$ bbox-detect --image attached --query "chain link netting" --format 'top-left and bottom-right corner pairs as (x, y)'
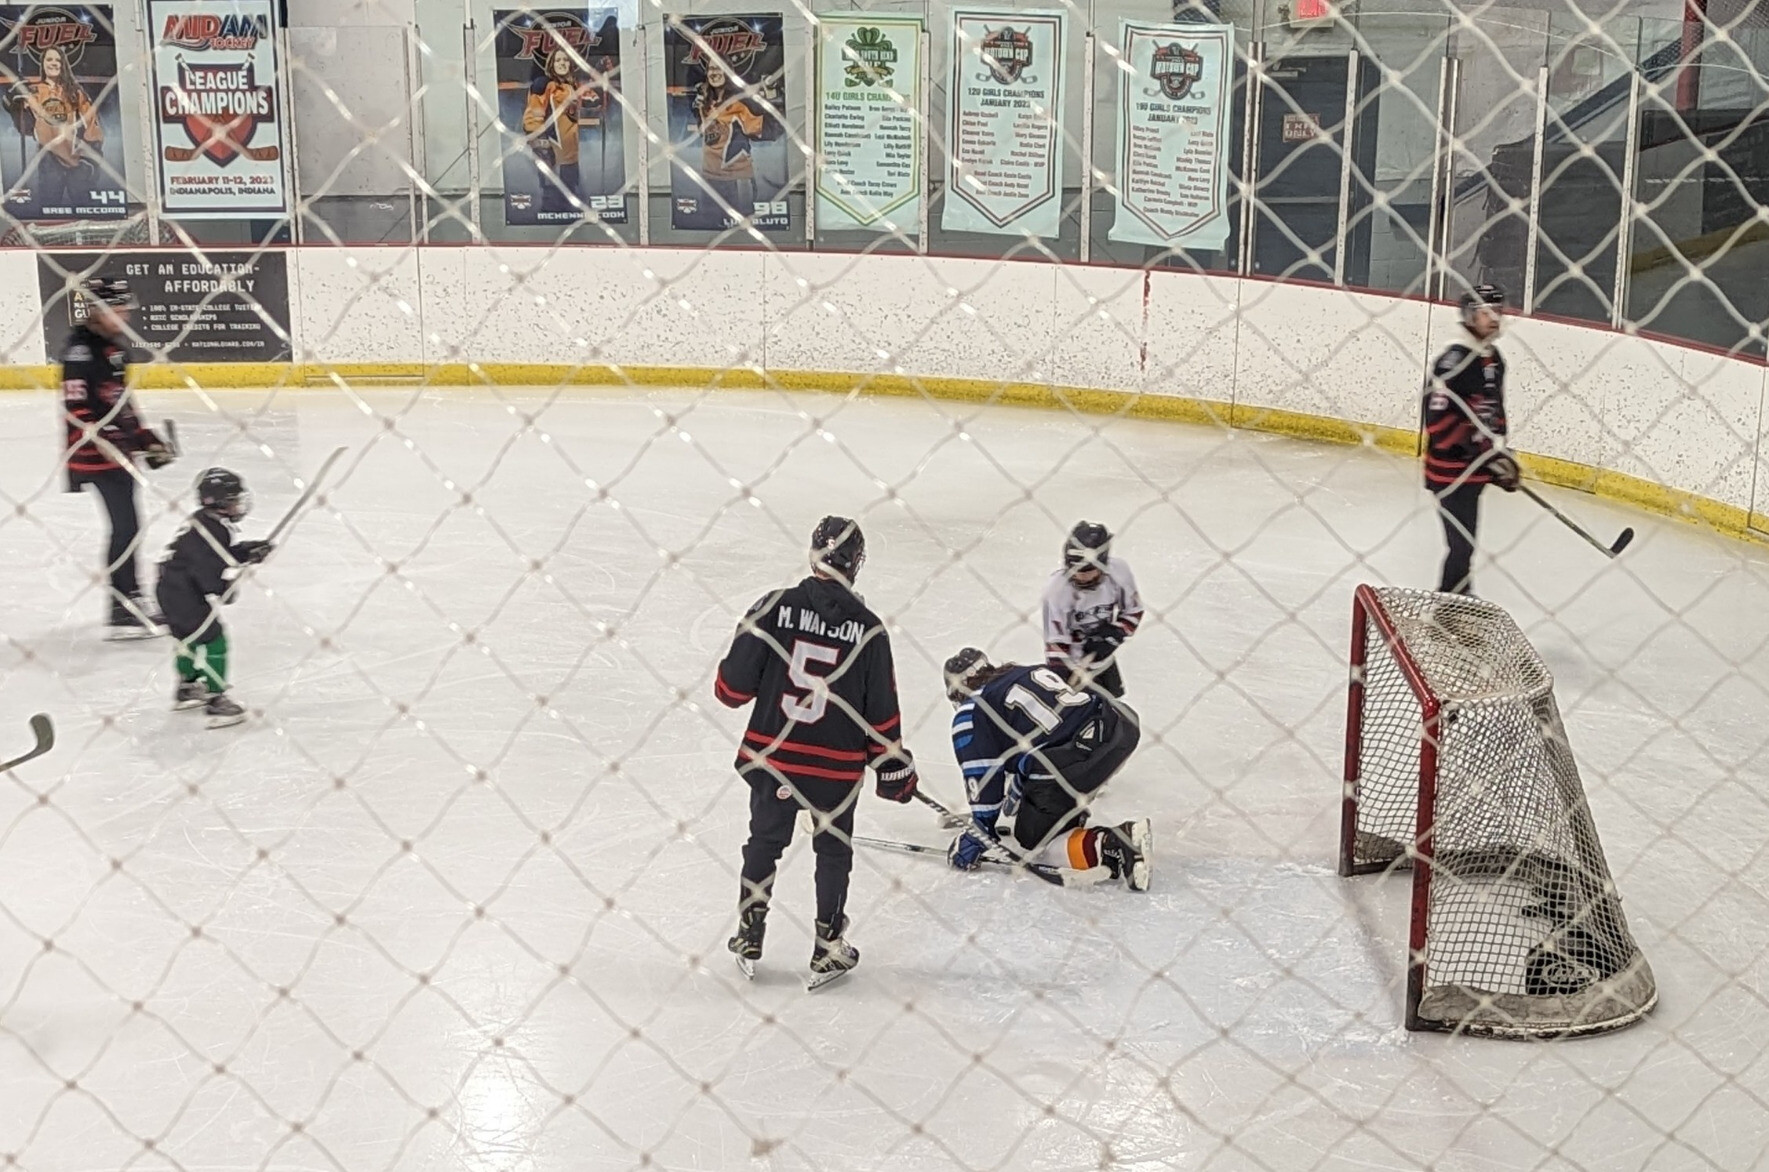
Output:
(3, 0), (1769, 1166)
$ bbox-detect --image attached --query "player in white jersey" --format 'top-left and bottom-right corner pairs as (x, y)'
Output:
(1042, 522), (1143, 699)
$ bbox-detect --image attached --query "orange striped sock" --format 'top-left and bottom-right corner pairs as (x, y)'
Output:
(1066, 828), (1100, 870)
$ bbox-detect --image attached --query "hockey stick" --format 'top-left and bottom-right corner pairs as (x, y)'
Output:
(916, 788), (970, 830)
(263, 446), (347, 545)
(163, 418), (179, 459)
(1518, 483), (1635, 558)
(852, 835), (1106, 887)
(2, 713), (54, 772)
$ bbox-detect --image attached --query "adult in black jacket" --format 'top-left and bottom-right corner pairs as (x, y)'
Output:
(1423, 284), (1520, 595)
(60, 277), (174, 637)
(156, 468), (273, 728)
(715, 515), (918, 987)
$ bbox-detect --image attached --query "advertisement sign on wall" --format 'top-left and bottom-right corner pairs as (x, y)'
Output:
(494, 8), (625, 226)
(663, 13), (789, 232)
(0, 5), (127, 222)
(942, 8), (1066, 239)
(814, 15), (921, 235)
(147, 0), (288, 218)
(38, 248), (291, 360)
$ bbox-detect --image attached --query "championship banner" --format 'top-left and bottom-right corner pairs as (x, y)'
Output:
(494, 8), (624, 226)
(147, 0), (287, 219)
(37, 249), (291, 361)
(0, 5), (126, 222)
(814, 15), (921, 234)
(943, 8), (1065, 239)
(1109, 20), (1234, 251)
(663, 13), (788, 232)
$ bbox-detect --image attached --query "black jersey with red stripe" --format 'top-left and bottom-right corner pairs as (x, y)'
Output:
(60, 323), (158, 479)
(714, 575), (908, 786)
(1422, 341), (1507, 489)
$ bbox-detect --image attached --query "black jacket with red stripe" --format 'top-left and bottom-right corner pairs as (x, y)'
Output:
(714, 575), (909, 786)
(60, 323), (159, 482)
(1422, 339), (1507, 490)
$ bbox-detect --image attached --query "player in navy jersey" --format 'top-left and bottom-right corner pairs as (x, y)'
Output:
(714, 516), (918, 987)
(941, 648), (1150, 890)
(1424, 284), (1520, 595)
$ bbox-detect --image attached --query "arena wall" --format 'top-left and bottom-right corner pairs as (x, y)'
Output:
(1, 245), (1763, 538)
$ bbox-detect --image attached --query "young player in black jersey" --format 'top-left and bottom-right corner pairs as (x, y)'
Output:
(59, 277), (176, 638)
(156, 468), (273, 728)
(1424, 285), (1521, 595)
(715, 516), (919, 989)
(943, 648), (1150, 889)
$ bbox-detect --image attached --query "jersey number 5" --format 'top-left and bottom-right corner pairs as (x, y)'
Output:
(780, 640), (840, 725)
(1005, 668), (1089, 732)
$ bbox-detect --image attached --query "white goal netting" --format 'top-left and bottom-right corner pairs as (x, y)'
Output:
(3, 0), (1769, 1167)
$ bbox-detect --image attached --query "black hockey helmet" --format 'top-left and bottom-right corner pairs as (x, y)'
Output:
(809, 515), (865, 583)
(1459, 284), (1504, 329)
(83, 276), (138, 310)
(197, 467), (251, 519)
(1063, 521), (1112, 577)
(943, 646), (993, 704)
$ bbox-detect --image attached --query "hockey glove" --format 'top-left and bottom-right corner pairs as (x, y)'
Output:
(142, 441), (175, 470)
(1488, 452), (1521, 492)
(234, 539), (275, 565)
(874, 754), (919, 803)
(948, 829), (991, 871)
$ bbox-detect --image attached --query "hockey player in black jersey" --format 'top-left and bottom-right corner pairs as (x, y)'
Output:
(943, 648), (1150, 890)
(715, 516), (919, 988)
(155, 468), (273, 729)
(1424, 284), (1520, 595)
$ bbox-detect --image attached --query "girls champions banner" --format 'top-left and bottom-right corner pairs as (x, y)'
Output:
(1109, 21), (1234, 251)
(943, 8), (1065, 239)
(814, 15), (922, 234)
(147, 0), (287, 218)
(493, 8), (625, 226)
(663, 13), (788, 232)
(0, 4), (127, 222)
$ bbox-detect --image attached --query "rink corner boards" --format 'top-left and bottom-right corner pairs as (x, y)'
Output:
(3, 358), (1764, 546)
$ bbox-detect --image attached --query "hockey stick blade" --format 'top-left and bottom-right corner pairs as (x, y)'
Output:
(2, 713), (54, 772)
(853, 834), (1108, 888)
(1518, 483), (1629, 560)
(164, 418), (179, 458)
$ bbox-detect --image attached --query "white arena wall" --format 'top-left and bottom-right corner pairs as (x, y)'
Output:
(2, 245), (1764, 537)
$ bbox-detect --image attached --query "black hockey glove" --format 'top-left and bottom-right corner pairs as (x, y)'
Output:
(234, 539), (275, 565)
(874, 752), (918, 803)
(1082, 628), (1126, 661)
(142, 440), (175, 470)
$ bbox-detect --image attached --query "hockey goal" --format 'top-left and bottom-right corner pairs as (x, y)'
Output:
(1342, 585), (1657, 1038)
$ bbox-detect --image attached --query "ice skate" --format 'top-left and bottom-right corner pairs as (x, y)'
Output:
(1099, 819), (1152, 892)
(105, 601), (163, 642)
(728, 905), (767, 980)
(806, 915), (859, 992)
(173, 680), (207, 711)
(204, 692), (246, 729)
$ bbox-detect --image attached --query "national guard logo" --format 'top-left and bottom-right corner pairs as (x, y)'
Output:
(1150, 41), (1203, 101)
(842, 26), (896, 88)
(683, 17), (765, 77)
(1, 8), (97, 68)
(978, 26), (1033, 85)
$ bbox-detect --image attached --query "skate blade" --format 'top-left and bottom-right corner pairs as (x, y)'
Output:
(174, 697), (208, 712)
(735, 954), (756, 981)
(206, 712), (247, 730)
(804, 967), (852, 993)
(105, 627), (162, 642)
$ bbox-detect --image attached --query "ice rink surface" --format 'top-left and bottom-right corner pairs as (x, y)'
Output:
(2, 384), (1767, 1170)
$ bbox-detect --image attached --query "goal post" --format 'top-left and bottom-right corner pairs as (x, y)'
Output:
(1343, 584), (1658, 1038)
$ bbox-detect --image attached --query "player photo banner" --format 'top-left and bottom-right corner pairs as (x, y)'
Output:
(147, 0), (286, 218)
(664, 13), (789, 232)
(943, 8), (1065, 239)
(494, 8), (625, 226)
(1109, 21), (1234, 251)
(0, 5), (127, 222)
(814, 15), (922, 234)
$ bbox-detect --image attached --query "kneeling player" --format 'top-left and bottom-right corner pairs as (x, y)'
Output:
(155, 468), (273, 728)
(942, 648), (1150, 890)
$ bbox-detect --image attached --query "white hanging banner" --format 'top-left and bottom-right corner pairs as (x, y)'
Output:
(1109, 20), (1234, 251)
(815, 15), (924, 233)
(942, 7), (1065, 239)
(147, 0), (289, 219)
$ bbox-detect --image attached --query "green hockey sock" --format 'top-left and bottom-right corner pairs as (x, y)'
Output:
(176, 648), (197, 681)
(197, 634), (229, 693)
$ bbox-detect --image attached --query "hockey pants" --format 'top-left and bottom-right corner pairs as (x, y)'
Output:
(1012, 703), (1141, 855)
(77, 467), (144, 613)
(738, 774), (858, 928)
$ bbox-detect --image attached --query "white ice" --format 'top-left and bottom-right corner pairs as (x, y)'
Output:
(2, 384), (1767, 1171)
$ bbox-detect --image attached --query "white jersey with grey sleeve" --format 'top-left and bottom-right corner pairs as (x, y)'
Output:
(1041, 556), (1144, 668)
